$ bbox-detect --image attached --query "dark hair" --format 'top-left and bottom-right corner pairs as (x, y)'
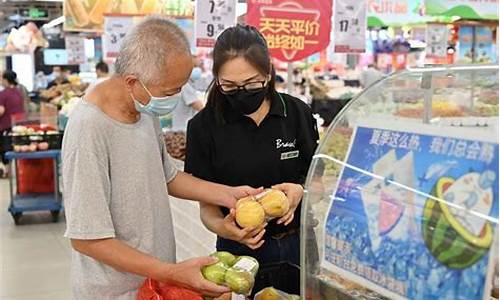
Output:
(206, 24), (277, 124)
(96, 61), (109, 74)
(2, 70), (18, 86)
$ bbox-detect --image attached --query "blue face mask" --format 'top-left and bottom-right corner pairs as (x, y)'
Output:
(190, 67), (202, 81)
(131, 80), (180, 117)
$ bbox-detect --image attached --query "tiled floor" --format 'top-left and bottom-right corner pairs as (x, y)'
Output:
(0, 179), (72, 299)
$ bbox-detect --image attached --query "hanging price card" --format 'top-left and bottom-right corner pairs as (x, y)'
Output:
(103, 15), (135, 59)
(426, 24), (449, 59)
(195, 0), (237, 48)
(65, 35), (85, 65)
(334, 0), (366, 53)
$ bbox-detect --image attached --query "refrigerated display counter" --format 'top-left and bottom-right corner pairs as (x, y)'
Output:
(301, 65), (499, 300)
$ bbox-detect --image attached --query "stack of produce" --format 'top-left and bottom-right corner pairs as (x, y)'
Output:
(7, 125), (61, 152)
(164, 131), (186, 161)
(394, 101), (466, 118)
(321, 127), (353, 178)
(474, 93), (498, 117)
(40, 83), (88, 105)
(202, 251), (259, 296)
(235, 189), (289, 228)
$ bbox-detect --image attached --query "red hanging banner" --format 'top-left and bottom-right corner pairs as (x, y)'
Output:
(246, 0), (333, 62)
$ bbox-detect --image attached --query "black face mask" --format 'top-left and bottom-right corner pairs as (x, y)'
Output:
(224, 87), (267, 115)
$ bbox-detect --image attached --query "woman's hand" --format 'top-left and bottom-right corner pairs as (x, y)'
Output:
(271, 183), (304, 226)
(220, 209), (267, 250)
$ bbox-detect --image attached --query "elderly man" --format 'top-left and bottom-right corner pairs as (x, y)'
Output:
(62, 16), (258, 299)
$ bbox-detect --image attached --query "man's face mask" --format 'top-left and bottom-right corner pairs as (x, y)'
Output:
(130, 80), (180, 117)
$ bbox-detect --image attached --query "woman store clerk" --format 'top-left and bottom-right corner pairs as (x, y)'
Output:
(185, 25), (319, 295)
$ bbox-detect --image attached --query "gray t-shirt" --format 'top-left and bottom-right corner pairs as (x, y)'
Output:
(171, 82), (200, 132)
(62, 100), (178, 300)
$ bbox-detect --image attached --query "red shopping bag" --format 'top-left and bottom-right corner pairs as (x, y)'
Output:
(137, 279), (203, 300)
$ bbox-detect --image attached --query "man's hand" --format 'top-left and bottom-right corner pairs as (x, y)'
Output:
(168, 172), (262, 209)
(272, 183), (304, 226)
(162, 257), (230, 298)
(219, 209), (267, 250)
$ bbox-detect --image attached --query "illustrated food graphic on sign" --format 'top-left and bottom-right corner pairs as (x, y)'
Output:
(422, 170), (495, 269)
(64, 0), (194, 32)
(361, 149), (417, 252)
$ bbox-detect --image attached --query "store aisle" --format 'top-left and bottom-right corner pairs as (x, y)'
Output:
(0, 179), (71, 299)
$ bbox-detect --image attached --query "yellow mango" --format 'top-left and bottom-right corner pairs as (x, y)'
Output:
(235, 199), (265, 228)
(258, 189), (289, 218)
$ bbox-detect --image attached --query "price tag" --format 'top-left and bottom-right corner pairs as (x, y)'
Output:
(334, 0), (366, 53)
(103, 15), (135, 59)
(426, 24), (449, 59)
(195, 0), (237, 48)
(65, 36), (85, 65)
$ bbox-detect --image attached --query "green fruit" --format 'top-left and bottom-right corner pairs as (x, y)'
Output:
(201, 261), (227, 285)
(422, 177), (493, 269)
(233, 256), (259, 276)
(210, 251), (237, 267)
(224, 268), (255, 295)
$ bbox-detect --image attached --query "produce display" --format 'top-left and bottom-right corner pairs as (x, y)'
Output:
(164, 131), (186, 161)
(202, 251), (259, 296)
(254, 287), (300, 300)
(235, 189), (289, 229)
(5, 125), (61, 152)
(40, 83), (87, 105)
(474, 94), (499, 117)
(394, 100), (466, 118)
(320, 127), (352, 178)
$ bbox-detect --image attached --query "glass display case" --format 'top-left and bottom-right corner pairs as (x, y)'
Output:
(301, 65), (499, 300)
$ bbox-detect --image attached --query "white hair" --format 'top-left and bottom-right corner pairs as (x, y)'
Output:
(115, 16), (190, 85)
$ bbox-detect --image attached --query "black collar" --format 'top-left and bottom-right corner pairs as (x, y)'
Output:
(222, 92), (287, 124)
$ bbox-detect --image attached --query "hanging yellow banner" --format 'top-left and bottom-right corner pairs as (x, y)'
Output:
(63, 0), (194, 32)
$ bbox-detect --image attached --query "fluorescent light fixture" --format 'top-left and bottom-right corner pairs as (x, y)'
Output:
(43, 15), (65, 29)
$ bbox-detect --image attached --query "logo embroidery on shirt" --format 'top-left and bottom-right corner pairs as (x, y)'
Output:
(281, 150), (299, 160)
(276, 138), (296, 149)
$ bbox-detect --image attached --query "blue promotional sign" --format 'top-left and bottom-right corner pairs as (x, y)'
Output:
(458, 26), (474, 63)
(322, 121), (498, 300)
(475, 26), (496, 64)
